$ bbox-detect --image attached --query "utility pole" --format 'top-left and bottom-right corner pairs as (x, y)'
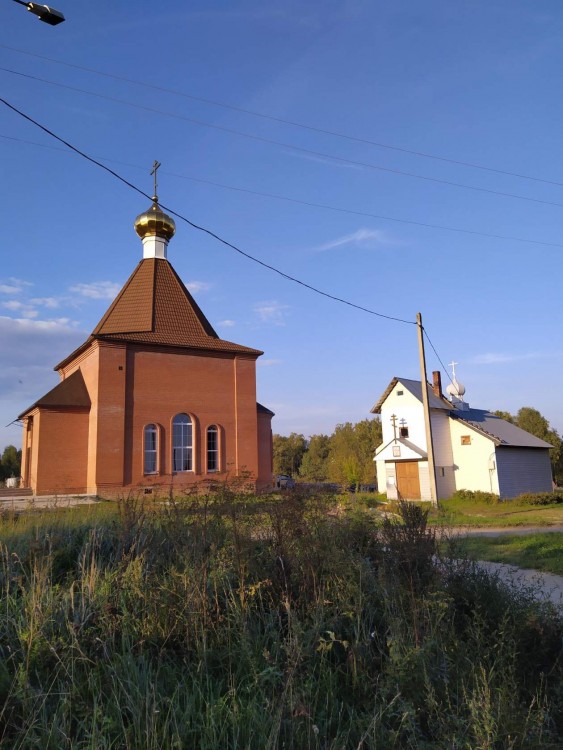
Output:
(416, 312), (438, 505)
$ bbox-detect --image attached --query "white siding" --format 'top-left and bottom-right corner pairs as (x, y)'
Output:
(376, 460), (387, 495)
(431, 410), (456, 499)
(449, 417), (499, 494)
(495, 448), (552, 498)
(431, 411), (454, 467)
(418, 461), (431, 501)
(380, 383), (427, 450)
(385, 464), (398, 500)
(436, 465), (456, 500)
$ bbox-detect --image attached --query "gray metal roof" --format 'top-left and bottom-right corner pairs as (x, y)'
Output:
(371, 376), (451, 414)
(370, 377), (553, 450)
(451, 409), (554, 449)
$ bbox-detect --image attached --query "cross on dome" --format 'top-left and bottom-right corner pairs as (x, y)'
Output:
(134, 161), (176, 259)
(446, 360), (466, 400)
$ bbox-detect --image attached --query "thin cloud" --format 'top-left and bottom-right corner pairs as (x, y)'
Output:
(314, 228), (393, 252)
(254, 301), (289, 326)
(258, 358), (283, 367)
(217, 319), (236, 327)
(470, 352), (544, 365)
(0, 317), (86, 435)
(1, 300), (38, 319)
(30, 297), (63, 309)
(69, 281), (121, 300)
(186, 281), (211, 294)
(0, 278), (33, 295)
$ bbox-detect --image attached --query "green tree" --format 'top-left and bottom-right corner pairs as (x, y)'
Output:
(272, 433), (307, 476)
(493, 410), (514, 423)
(0, 445), (22, 482)
(299, 434), (330, 481)
(354, 418), (383, 481)
(327, 419), (382, 489)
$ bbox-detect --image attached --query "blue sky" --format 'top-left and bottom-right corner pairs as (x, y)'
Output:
(1, 0), (562, 448)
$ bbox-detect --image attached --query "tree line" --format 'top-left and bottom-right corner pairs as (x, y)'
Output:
(273, 419), (382, 489)
(274, 405), (563, 490)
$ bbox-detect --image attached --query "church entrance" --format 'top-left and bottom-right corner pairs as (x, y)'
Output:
(396, 460), (421, 500)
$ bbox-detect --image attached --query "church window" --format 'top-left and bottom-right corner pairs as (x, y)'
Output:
(461, 435), (471, 445)
(207, 425), (219, 472)
(144, 424), (158, 474)
(400, 427), (409, 438)
(173, 413), (193, 472)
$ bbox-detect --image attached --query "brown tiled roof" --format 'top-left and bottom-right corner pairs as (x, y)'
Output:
(18, 369), (91, 418)
(56, 258), (262, 368)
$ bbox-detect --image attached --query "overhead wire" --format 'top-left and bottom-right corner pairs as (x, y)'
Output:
(3, 66), (563, 211)
(3, 43), (563, 190)
(0, 95), (416, 326)
(423, 329), (454, 386)
(3, 132), (563, 250)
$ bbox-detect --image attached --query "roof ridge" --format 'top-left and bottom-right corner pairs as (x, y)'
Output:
(161, 259), (219, 338)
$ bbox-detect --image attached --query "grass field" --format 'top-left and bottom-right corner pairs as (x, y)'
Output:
(456, 532), (563, 576)
(0, 493), (561, 747)
(429, 496), (563, 527)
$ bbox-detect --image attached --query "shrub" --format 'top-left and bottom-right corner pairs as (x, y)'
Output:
(451, 489), (500, 504)
(514, 491), (563, 506)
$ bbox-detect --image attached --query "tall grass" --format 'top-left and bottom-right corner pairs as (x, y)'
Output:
(0, 493), (561, 748)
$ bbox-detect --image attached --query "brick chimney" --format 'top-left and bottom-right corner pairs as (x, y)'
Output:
(432, 370), (442, 399)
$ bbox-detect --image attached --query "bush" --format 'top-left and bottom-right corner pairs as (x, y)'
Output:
(451, 489), (500, 504)
(514, 491), (563, 506)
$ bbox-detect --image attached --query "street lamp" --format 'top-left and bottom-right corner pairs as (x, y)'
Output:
(11, 0), (65, 25)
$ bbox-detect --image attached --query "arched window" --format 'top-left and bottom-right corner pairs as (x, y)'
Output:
(173, 413), (193, 472)
(207, 425), (219, 472)
(144, 424), (158, 474)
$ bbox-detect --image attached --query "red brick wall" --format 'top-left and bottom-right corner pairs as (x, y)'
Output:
(28, 341), (271, 496)
(115, 347), (261, 492)
(32, 408), (89, 495)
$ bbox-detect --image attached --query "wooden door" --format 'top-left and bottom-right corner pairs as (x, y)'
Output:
(396, 461), (421, 500)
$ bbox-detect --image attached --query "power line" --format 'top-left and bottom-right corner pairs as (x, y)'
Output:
(4, 66), (563, 211)
(0, 95), (415, 327)
(3, 132), (563, 251)
(423, 328), (454, 386)
(3, 43), (563, 190)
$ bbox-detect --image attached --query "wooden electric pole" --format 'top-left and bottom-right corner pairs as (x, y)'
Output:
(416, 312), (438, 505)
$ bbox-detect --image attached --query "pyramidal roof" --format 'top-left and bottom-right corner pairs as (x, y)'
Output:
(56, 258), (262, 369)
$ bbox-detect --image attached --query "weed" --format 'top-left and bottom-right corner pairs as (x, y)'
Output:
(0, 491), (560, 747)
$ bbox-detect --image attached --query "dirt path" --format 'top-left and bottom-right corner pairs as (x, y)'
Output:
(452, 525), (563, 537)
(443, 526), (563, 608)
(477, 560), (563, 609)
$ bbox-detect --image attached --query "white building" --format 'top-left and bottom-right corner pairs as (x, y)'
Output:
(372, 371), (553, 501)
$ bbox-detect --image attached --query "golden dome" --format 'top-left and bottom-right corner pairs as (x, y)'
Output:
(134, 201), (176, 241)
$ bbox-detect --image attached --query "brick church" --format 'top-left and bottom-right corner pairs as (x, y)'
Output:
(19, 196), (274, 496)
